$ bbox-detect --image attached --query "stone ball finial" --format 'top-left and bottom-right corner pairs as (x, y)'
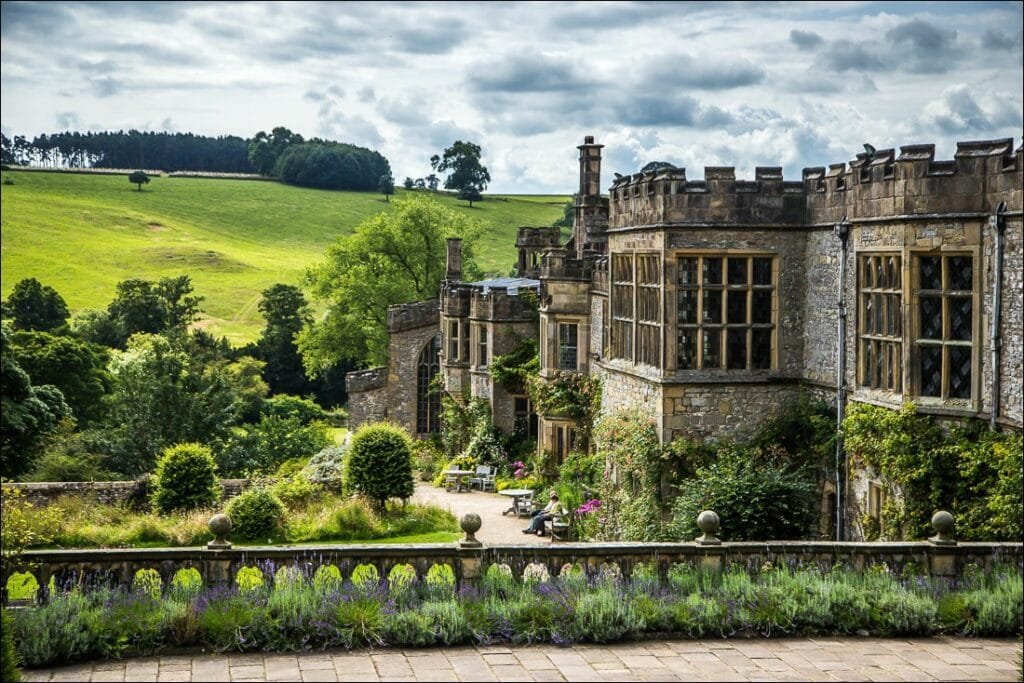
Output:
(460, 513), (482, 547)
(928, 510), (956, 546)
(696, 510), (721, 545)
(207, 513), (232, 550)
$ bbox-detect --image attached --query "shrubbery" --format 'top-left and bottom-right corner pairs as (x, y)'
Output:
(345, 423), (414, 512)
(150, 443), (220, 514)
(668, 445), (817, 541)
(226, 487), (286, 541)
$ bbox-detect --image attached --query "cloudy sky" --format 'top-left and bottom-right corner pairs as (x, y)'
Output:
(2, 1), (1022, 193)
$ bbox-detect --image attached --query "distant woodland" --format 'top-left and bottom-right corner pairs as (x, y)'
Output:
(0, 128), (391, 191)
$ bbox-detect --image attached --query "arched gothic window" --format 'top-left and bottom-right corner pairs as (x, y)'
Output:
(416, 334), (441, 434)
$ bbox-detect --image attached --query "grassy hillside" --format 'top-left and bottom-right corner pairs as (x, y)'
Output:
(0, 170), (568, 344)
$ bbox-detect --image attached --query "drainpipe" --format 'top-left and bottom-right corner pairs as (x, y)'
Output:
(834, 215), (851, 541)
(989, 202), (1007, 429)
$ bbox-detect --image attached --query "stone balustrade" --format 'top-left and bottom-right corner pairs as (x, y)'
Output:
(4, 511), (1020, 606)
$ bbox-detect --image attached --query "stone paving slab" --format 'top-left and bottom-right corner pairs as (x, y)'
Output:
(18, 637), (1023, 682)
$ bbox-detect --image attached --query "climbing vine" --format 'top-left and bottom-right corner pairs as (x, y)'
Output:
(843, 402), (1022, 541)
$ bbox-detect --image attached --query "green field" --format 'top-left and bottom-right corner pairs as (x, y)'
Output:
(0, 170), (568, 344)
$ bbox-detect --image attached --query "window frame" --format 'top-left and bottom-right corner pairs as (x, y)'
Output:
(909, 249), (979, 406)
(856, 252), (904, 394)
(673, 252), (777, 371)
(557, 322), (579, 371)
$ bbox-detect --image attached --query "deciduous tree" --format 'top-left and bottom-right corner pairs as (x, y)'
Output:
(1, 278), (70, 332)
(433, 140), (490, 193)
(128, 170), (150, 191)
(298, 195), (482, 369)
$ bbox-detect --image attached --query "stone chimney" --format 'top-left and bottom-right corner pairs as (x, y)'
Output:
(573, 135), (609, 258)
(446, 237), (463, 281)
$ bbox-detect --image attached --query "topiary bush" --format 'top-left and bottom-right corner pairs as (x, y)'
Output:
(150, 443), (221, 514)
(345, 423), (414, 512)
(226, 487), (286, 541)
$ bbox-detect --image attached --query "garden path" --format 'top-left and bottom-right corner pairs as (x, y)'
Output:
(19, 637), (1022, 681)
(411, 482), (549, 545)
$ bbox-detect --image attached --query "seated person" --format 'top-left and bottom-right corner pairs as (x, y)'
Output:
(522, 492), (564, 536)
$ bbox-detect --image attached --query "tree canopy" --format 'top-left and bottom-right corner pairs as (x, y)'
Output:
(432, 140), (490, 193)
(76, 275), (202, 349)
(1, 277), (69, 332)
(0, 325), (71, 477)
(255, 284), (313, 397)
(9, 331), (112, 427)
(128, 170), (150, 191)
(298, 195), (482, 369)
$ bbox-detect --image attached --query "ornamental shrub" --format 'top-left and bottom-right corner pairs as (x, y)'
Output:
(226, 487), (286, 541)
(150, 443), (220, 514)
(667, 445), (817, 541)
(344, 423), (414, 512)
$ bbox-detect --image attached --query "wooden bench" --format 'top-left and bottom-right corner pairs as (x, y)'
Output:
(543, 514), (571, 542)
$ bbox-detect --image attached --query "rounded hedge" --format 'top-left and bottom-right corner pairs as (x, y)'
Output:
(345, 423), (414, 511)
(150, 443), (220, 514)
(226, 487), (286, 541)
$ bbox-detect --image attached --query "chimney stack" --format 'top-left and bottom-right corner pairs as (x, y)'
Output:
(446, 238), (463, 281)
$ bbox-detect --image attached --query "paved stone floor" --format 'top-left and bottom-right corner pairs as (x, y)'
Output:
(20, 637), (1023, 682)
(411, 482), (548, 545)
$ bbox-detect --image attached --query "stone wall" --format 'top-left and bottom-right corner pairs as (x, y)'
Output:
(386, 301), (440, 436)
(995, 215), (1022, 427)
(3, 479), (258, 508)
(661, 382), (805, 442)
(803, 229), (841, 387)
(345, 367), (388, 429)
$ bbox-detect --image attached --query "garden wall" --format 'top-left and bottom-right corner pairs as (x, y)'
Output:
(4, 479), (262, 508)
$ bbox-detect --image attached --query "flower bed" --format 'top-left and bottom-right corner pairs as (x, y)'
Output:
(8, 561), (1022, 669)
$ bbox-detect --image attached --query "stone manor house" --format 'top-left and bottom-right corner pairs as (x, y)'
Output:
(347, 135), (1023, 537)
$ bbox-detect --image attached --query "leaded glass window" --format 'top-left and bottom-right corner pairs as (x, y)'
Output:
(858, 254), (902, 392)
(915, 254), (974, 400)
(636, 254), (661, 367)
(416, 334), (441, 433)
(558, 323), (578, 371)
(676, 255), (775, 370)
(610, 254), (634, 360)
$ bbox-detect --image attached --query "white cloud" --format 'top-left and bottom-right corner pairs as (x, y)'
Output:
(1, 1), (1021, 193)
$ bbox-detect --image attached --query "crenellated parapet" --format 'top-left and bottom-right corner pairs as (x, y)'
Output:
(387, 299), (439, 333)
(470, 285), (539, 321)
(441, 283), (473, 318)
(806, 138), (1022, 224)
(608, 138), (1022, 229)
(345, 367), (387, 393)
(608, 165), (805, 228)
(516, 226), (562, 277)
(540, 247), (594, 281)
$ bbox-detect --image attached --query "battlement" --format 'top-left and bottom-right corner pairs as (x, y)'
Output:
(345, 366), (387, 394)
(469, 283), (539, 320)
(387, 299), (439, 333)
(516, 226), (561, 248)
(540, 247), (594, 281)
(805, 138), (1021, 224)
(608, 138), (1022, 229)
(608, 164), (805, 228)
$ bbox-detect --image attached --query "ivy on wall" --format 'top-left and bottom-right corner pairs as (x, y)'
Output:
(843, 402), (1022, 542)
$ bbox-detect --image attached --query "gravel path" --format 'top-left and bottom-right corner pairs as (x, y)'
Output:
(411, 482), (549, 545)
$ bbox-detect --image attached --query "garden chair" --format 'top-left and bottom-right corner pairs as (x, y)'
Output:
(443, 469), (461, 492)
(514, 490), (534, 516)
(469, 465), (496, 492)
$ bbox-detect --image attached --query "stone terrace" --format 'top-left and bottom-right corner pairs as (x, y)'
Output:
(20, 637), (1023, 682)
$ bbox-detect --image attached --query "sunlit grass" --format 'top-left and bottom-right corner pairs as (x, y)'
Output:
(1, 170), (567, 344)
